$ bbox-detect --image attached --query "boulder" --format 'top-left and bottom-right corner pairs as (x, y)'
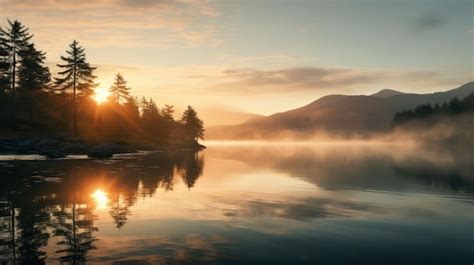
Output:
(19, 138), (42, 147)
(87, 146), (114, 159)
(38, 150), (67, 159)
(35, 138), (59, 150)
(59, 143), (89, 155)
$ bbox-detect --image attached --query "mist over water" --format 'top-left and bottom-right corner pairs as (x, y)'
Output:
(0, 142), (473, 264)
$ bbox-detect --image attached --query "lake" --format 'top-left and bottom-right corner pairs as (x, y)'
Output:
(0, 141), (473, 265)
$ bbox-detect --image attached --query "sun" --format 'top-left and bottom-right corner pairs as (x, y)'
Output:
(93, 87), (110, 104)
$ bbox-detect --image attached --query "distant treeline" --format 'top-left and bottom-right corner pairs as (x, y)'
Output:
(392, 92), (474, 126)
(0, 19), (203, 146)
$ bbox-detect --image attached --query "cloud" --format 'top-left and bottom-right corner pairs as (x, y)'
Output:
(201, 67), (437, 93)
(221, 197), (386, 221)
(412, 13), (445, 32)
(203, 67), (387, 94)
(0, 0), (221, 49)
(188, 65), (470, 96)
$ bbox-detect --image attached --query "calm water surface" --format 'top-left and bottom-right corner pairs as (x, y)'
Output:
(0, 142), (473, 264)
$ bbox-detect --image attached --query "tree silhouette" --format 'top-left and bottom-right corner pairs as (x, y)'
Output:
(18, 43), (51, 122)
(162, 104), (175, 122)
(392, 93), (474, 126)
(0, 19), (33, 130)
(16, 200), (50, 265)
(140, 97), (167, 141)
(0, 19), (207, 146)
(55, 40), (97, 137)
(180, 152), (204, 190)
(448, 97), (462, 114)
(0, 196), (16, 264)
(123, 96), (140, 123)
(180, 106), (204, 142)
(52, 198), (98, 264)
(0, 29), (9, 96)
(109, 194), (130, 229)
(109, 73), (131, 137)
(108, 73), (131, 105)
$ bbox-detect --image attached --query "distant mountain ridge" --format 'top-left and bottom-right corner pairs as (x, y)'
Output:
(207, 81), (474, 139)
(371, 89), (405, 98)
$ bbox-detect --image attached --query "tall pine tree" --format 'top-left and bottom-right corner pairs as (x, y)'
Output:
(55, 40), (96, 136)
(0, 19), (33, 129)
(108, 73), (131, 136)
(18, 43), (51, 122)
(108, 73), (130, 104)
(0, 28), (9, 96)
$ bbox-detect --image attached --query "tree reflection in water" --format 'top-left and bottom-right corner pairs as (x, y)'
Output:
(0, 151), (204, 264)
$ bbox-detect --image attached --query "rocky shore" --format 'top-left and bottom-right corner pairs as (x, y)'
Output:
(0, 137), (206, 159)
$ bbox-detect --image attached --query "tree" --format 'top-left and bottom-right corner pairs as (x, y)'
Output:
(52, 199), (97, 264)
(122, 96), (140, 134)
(18, 43), (51, 122)
(109, 194), (130, 229)
(179, 152), (204, 190)
(108, 73), (130, 104)
(180, 105), (204, 142)
(108, 73), (131, 136)
(0, 19), (33, 129)
(0, 28), (9, 96)
(55, 40), (97, 136)
(161, 104), (174, 122)
(448, 97), (462, 114)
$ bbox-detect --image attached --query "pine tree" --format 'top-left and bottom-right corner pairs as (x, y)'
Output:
(123, 96), (140, 130)
(18, 43), (51, 122)
(108, 73), (130, 104)
(180, 105), (204, 142)
(161, 104), (174, 122)
(108, 73), (131, 136)
(55, 40), (97, 136)
(448, 97), (462, 114)
(0, 19), (33, 129)
(0, 28), (9, 96)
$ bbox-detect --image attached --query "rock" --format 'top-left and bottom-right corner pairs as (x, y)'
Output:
(87, 146), (114, 159)
(38, 150), (67, 159)
(59, 143), (89, 155)
(19, 138), (41, 147)
(35, 138), (59, 150)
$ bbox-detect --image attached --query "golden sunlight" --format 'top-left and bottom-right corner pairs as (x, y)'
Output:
(93, 87), (110, 104)
(91, 189), (109, 209)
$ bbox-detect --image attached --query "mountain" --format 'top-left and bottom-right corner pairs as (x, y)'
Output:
(371, 89), (405, 98)
(207, 82), (474, 139)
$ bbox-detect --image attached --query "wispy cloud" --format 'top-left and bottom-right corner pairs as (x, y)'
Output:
(0, 0), (221, 49)
(201, 67), (384, 94)
(189, 66), (469, 95)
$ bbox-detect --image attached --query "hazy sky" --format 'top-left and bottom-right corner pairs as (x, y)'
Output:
(0, 0), (472, 118)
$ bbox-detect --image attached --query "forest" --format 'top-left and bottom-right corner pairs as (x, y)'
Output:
(392, 93), (474, 126)
(0, 19), (204, 151)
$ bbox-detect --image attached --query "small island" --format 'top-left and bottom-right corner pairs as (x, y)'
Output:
(0, 19), (205, 159)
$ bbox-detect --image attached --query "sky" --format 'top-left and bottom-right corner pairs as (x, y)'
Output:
(0, 0), (472, 124)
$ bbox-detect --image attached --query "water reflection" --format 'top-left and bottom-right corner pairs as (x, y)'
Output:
(0, 151), (204, 264)
(91, 189), (109, 210)
(0, 145), (472, 265)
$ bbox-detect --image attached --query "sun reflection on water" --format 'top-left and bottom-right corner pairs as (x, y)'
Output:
(91, 188), (109, 209)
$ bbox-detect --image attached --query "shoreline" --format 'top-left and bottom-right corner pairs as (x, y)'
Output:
(0, 136), (206, 159)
